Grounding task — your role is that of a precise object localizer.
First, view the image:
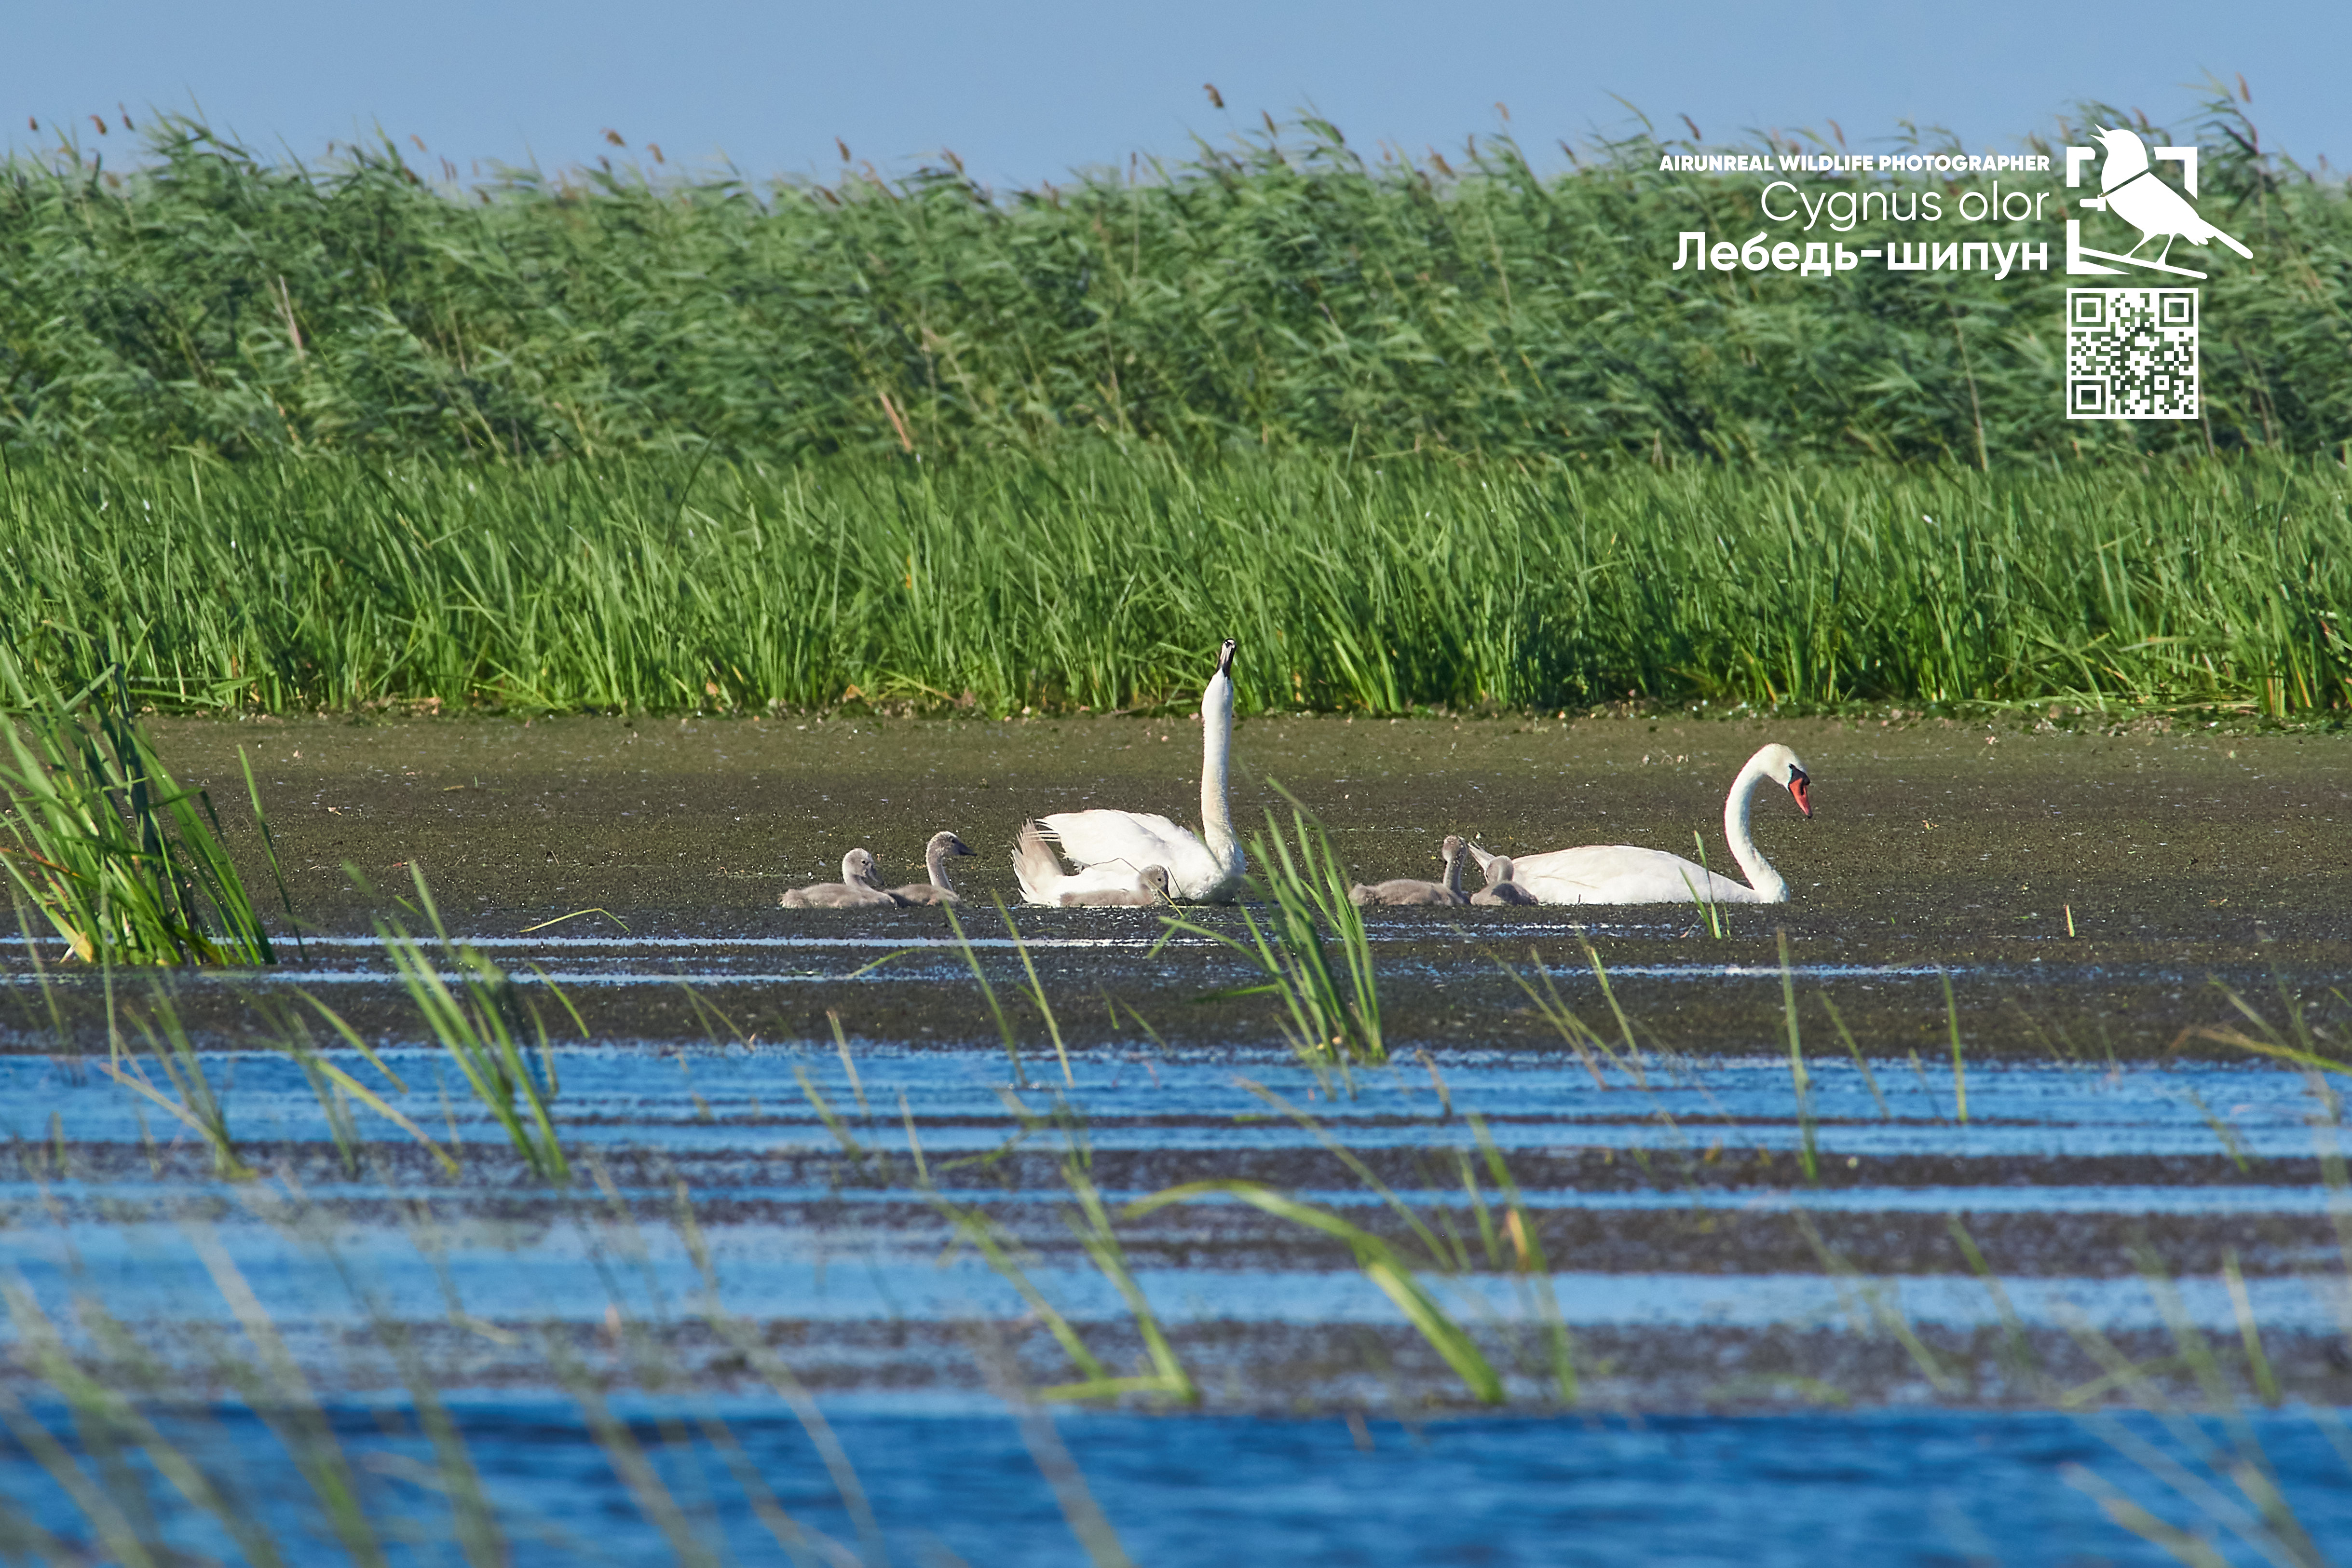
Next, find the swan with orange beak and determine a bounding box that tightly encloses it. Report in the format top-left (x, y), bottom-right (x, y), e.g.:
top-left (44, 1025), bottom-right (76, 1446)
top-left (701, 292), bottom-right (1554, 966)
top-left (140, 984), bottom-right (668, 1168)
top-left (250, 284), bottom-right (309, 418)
top-left (1501, 743), bottom-right (1813, 905)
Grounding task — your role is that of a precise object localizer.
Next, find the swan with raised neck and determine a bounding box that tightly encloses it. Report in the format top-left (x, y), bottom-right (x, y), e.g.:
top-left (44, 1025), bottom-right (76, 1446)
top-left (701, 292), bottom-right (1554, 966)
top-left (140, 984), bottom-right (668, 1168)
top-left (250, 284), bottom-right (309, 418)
top-left (1027, 639), bottom-right (1245, 903)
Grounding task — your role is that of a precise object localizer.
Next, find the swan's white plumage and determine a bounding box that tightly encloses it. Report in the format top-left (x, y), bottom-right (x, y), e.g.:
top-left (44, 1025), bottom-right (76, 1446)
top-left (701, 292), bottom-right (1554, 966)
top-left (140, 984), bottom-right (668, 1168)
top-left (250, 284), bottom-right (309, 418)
top-left (1506, 845), bottom-right (1769, 905)
top-left (1011, 821), bottom-right (1169, 906)
top-left (1028, 641), bottom-right (1245, 904)
top-left (1508, 743), bottom-right (1812, 906)
top-left (1036, 809), bottom-right (1227, 900)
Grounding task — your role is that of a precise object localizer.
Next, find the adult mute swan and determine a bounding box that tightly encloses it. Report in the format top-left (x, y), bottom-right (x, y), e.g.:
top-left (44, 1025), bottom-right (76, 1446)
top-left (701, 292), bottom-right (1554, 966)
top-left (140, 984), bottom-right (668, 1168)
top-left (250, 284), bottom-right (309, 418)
top-left (1012, 821), bottom-right (1172, 906)
top-left (887, 832), bottom-right (975, 905)
top-left (781, 848), bottom-right (899, 908)
top-left (1507, 743), bottom-right (1813, 905)
top-left (1031, 639), bottom-right (1244, 904)
top-left (1351, 836), bottom-right (1469, 907)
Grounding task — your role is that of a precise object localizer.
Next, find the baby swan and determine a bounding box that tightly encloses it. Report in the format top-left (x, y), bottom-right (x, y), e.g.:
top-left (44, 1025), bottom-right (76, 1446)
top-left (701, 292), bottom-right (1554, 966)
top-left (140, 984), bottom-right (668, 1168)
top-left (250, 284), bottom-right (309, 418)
top-left (1351, 835), bottom-right (1469, 907)
top-left (888, 832), bottom-right (976, 905)
top-left (1469, 852), bottom-right (1540, 906)
top-left (781, 848), bottom-right (899, 909)
top-left (1063, 863), bottom-right (1174, 907)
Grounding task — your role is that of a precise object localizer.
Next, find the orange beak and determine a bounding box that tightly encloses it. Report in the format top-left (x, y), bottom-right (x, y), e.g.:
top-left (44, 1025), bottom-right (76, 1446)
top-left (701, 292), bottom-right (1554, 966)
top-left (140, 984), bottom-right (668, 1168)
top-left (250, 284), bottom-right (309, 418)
top-left (1788, 771), bottom-right (1812, 818)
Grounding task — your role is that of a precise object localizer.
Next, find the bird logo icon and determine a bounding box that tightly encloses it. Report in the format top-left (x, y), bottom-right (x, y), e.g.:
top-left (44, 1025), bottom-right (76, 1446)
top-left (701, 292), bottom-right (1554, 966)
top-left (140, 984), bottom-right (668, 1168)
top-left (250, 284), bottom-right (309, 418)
top-left (2066, 130), bottom-right (2250, 279)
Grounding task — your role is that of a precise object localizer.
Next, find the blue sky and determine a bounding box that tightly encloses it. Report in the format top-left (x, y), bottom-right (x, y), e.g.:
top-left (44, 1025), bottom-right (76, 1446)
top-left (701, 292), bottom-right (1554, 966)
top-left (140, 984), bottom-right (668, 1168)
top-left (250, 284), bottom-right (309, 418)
top-left (5, 0), bottom-right (2344, 188)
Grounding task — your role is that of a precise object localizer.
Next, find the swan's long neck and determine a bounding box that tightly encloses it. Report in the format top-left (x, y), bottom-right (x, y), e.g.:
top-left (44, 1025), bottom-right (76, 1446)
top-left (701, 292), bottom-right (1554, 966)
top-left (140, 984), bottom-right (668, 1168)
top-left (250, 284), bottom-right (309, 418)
top-left (926, 840), bottom-right (955, 892)
top-left (1442, 846), bottom-right (1464, 897)
top-left (1200, 673), bottom-right (1237, 863)
top-left (1721, 756), bottom-right (1786, 901)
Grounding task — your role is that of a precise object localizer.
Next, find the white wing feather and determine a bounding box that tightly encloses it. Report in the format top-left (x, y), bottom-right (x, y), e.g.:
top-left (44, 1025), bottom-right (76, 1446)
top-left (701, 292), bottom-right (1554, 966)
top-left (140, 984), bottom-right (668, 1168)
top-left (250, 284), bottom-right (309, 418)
top-left (1508, 845), bottom-right (1774, 906)
top-left (1038, 810), bottom-right (1226, 901)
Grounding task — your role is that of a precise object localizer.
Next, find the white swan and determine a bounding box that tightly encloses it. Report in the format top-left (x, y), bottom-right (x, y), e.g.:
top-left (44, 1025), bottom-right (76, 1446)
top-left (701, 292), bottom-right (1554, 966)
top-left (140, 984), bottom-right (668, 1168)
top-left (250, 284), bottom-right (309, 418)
top-left (1351, 835), bottom-right (1469, 907)
top-left (1030, 639), bottom-right (1244, 904)
top-left (781, 848), bottom-right (899, 908)
top-left (1507, 743), bottom-right (1813, 905)
top-left (1011, 821), bottom-right (1172, 906)
top-left (887, 831), bottom-right (975, 905)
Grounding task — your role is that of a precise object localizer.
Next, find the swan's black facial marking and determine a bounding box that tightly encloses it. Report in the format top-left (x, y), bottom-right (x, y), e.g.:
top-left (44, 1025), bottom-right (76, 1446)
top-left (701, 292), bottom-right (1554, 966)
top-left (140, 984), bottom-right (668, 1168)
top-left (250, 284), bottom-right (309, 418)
top-left (1787, 767), bottom-right (1813, 818)
top-left (1216, 638), bottom-right (1237, 676)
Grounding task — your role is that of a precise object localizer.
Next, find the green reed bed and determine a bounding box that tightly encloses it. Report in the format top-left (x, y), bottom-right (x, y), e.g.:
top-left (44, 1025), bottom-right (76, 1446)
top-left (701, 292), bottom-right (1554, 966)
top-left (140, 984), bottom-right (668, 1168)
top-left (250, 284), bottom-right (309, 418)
top-left (3, 447), bottom-right (2346, 718)
top-left (0, 654), bottom-right (282, 965)
top-left (2, 98), bottom-right (2345, 464)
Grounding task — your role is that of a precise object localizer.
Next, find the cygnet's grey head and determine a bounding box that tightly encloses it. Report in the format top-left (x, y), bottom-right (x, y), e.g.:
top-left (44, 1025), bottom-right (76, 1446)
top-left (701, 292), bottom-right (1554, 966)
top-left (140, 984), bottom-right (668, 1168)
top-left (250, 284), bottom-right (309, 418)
top-left (844, 848), bottom-right (879, 883)
top-left (1440, 833), bottom-right (1465, 863)
top-left (1141, 865), bottom-right (1173, 900)
top-left (931, 832), bottom-right (976, 858)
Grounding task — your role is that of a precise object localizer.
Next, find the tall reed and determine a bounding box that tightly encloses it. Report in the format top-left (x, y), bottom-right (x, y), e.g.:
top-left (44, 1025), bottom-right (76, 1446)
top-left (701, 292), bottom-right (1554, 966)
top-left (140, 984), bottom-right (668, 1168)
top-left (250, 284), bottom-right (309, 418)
top-left (0, 654), bottom-right (276, 964)
top-left (1157, 794), bottom-right (1384, 1063)
top-left (6, 448), bottom-right (2344, 719)
top-left (1, 96), bottom-right (2341, 464)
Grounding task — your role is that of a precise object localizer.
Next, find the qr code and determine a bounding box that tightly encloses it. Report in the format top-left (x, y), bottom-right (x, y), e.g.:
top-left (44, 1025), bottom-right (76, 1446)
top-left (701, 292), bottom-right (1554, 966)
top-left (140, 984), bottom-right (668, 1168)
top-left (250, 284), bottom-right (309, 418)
top-left (2066, 289), bottom-right (2198, 419)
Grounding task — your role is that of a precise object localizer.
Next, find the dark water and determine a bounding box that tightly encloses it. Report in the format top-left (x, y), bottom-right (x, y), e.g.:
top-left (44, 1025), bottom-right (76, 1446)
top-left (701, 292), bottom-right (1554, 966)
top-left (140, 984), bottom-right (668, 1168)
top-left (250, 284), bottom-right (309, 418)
top-left (2, 715), bottom-right (2349, 1561)
top-left (92, 709), bottom-right (2352, 1057)
top-left (4, 1402), bottom-right (2347, 1566)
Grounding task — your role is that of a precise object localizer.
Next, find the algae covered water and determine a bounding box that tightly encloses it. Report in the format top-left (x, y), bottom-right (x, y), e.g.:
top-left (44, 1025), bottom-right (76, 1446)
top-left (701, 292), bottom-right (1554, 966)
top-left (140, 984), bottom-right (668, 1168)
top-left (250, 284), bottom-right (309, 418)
top-left (1, 712), bottom-right (2348, 1562)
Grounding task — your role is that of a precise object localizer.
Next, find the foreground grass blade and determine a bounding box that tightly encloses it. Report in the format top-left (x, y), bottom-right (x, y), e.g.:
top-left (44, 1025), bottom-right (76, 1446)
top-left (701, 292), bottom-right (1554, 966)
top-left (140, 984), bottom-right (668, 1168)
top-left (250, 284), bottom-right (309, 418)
top-left (188, 1228), bottom-right (390, 1568)
top-left (1469, 1119), bottom-right (1579, 1404)
top-left (1159, 788), bottom-right (1382, 1064)
top-left (1128, 1179), bottom-right (1502, 1404)
top-left (944, 901), bottom-right (1026, 1085)
top-left (0, 651), bottom-right (274, 965)
top-left (95, 991), bottom-right (253, 1179)
top-left (280, 991), bottom-right (463, 1175)
top-left (381, 866), bottom-right (570, 1180)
